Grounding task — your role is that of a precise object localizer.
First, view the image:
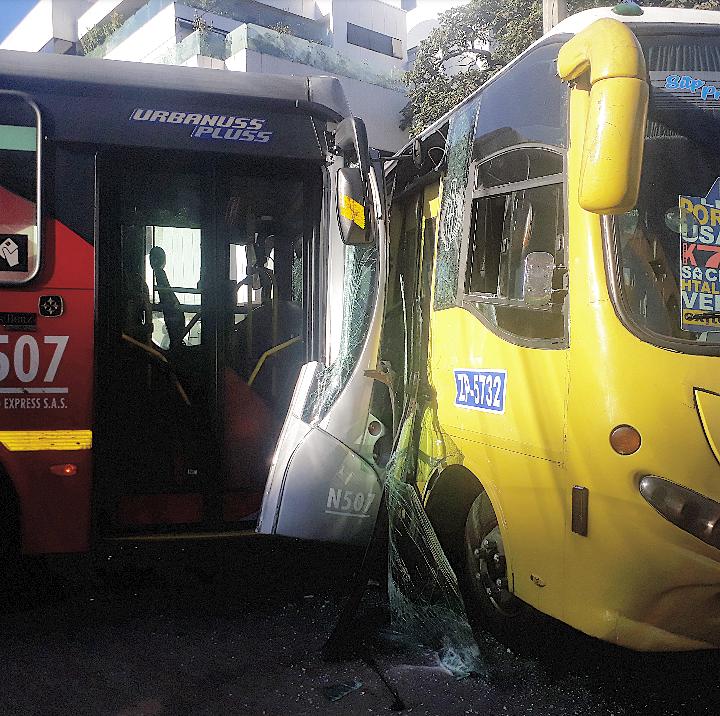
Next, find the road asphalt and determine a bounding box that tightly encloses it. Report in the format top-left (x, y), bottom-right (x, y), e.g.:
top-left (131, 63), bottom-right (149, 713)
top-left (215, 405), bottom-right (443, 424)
top-left (0, 537), bottom-right (718, 715)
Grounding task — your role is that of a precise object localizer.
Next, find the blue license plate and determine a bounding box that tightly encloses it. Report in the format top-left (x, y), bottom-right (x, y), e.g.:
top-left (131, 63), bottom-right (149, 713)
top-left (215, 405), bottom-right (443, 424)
top-left (454, 369), bottom-right (506, 413)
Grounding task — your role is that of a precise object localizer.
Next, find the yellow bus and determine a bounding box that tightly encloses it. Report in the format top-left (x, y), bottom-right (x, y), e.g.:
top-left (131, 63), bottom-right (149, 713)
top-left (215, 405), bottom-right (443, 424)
top-left (386, 5), bottom-right (720, 651)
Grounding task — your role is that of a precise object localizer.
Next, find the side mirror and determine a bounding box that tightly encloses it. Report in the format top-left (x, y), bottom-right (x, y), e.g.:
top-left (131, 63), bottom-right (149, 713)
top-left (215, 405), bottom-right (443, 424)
top-left (335, 116), bottom-right (370, 180)
top-left (523, 252), bottom-right (555, 307)
top-left (337, 167), bottom-right (371, 245)
top-left (557, 19), bottom-right (648, 214)
top-left (578, 76), bottom-right (647, 214)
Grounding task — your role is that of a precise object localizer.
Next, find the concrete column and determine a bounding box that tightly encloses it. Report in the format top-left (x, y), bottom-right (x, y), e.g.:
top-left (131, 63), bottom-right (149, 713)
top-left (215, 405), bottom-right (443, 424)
top-left (543, 0), bottom-right (567, 34)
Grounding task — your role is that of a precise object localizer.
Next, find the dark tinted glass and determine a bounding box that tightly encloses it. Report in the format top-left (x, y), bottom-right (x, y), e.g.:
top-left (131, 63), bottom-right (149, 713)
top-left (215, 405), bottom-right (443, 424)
top-left (347, 22), bottom-right (397, 57)
top-left (477, 147), bottom-right (563, 189)
top-left (640, 32), bottom-right (720, 73)
top-left (0, 93), bottom-right (37, 202)
top-left (473, 43), bottom-right (567, 161)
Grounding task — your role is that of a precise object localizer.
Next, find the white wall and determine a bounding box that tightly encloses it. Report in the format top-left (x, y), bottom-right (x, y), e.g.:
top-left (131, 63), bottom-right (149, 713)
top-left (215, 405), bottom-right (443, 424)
top-left (0, 1), bottom-right (53, 52)
top-left (228, 47), bottom-right (408, 151)
top-left (406, 17), bottom-right (436, 50)
top-left (330, 0), bottom-right (406, 70)
top-left (1, 0), bottom-right (91, 51)
top-left (182, 54), bottom-right (226, 69)
top-left (78, 0), bottom-right (147, 38)
top-left (102, 1), bottom-right (178, 61)
top-left (259, 0), bottom-right (323, 21)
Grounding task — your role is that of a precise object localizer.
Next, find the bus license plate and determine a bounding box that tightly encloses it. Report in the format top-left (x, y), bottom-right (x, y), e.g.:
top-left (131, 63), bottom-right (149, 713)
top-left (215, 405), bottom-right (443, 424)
top-left (454, 369), bottom-right (506, 414)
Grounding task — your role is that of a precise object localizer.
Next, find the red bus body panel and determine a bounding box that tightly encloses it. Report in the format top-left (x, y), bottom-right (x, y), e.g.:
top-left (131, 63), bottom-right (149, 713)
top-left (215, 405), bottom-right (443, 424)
top-left (0, 186), bottom-right (94, 553)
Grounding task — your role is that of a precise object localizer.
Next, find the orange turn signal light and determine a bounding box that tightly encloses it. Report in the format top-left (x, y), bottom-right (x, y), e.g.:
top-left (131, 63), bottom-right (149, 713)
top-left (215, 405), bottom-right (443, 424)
top-left (609, 425), bottom-right (641, 455)
top-left (50, 463), bottom-right (78, 476)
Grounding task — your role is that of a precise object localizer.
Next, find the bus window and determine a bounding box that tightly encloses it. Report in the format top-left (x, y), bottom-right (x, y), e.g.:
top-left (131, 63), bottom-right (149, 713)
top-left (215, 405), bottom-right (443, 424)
top-left (145, 228), bottom-right (202, 349)
top-left (472, 43), bottom-right (567, 162)
top-left (611, 111), bottom-right (720, 345)
top-left (0, 92), bottom-right (40, 284)
top-left (464, 148), bottom-right (566, 343)
top-left (476, 147), bottom-right (563, 190)
top-left (220, 176), bottom-right (305, 415)
top-left (434, 102), bottom-right (478, 310)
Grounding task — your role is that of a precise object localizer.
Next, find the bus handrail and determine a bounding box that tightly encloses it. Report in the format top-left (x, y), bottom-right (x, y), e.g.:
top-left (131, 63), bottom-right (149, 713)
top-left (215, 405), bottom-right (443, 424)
top-left (248, 336), bottom-right (302, 388)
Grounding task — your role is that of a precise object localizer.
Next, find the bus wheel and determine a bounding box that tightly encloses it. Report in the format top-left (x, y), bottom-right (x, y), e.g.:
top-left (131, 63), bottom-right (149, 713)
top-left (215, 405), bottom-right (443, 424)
top-left (0, 479), bottom-right (21, 571)
top-left (462, 492), bottom-right (525, 632)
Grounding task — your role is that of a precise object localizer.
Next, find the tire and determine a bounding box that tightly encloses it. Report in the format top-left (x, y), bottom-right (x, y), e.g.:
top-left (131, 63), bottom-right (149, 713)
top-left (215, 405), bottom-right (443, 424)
top-left (461, 492), bottom-right (534, 642)
top-left (0, 478), bottom-right (21, 576)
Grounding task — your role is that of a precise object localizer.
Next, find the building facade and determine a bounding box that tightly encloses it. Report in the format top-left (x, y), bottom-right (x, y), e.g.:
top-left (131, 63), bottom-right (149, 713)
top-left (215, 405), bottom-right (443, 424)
top-left (1, 0), bottom-right (412, 151)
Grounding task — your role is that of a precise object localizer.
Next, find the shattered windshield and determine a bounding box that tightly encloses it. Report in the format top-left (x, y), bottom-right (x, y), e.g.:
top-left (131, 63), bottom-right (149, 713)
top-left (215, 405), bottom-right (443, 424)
top-left (610, 38), bottom-right (720, 351)
top-left (303, 240), bottom-right (379, 423)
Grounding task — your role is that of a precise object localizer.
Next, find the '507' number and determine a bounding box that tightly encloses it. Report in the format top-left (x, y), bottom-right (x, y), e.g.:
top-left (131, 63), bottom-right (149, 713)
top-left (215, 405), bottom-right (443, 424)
top-left (0, 335), bottom-right (69, 383)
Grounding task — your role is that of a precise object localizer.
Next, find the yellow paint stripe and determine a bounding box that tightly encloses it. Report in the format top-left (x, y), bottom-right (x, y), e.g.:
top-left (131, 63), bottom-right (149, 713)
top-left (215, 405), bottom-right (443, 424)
top-left (0, 430), bottom-right (92, 451)
top-left (339, 194), bottom-right (366, 229)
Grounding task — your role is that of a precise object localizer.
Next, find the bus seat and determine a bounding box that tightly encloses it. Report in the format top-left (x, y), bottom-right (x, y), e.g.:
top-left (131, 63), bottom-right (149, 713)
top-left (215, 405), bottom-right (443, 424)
top-left (221, 366), bottom-right (279, 490)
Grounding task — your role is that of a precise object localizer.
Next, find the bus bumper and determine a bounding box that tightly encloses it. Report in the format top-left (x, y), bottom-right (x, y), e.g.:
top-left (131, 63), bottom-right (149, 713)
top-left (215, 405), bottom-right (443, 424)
top-left (561, 477), bottom-right (720, 651)
top-left (610, 583), bottom-right (720, 650)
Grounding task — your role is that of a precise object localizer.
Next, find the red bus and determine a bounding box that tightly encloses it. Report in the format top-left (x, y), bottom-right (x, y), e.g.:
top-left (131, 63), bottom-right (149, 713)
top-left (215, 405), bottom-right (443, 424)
top-left (0, 49), bottom-right (389, 560)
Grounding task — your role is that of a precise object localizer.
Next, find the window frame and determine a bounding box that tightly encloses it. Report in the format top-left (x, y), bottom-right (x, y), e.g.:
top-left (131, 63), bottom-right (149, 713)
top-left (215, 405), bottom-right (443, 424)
top-left (0, 90), bottom-right (42, 286)
top-left (346, 22), bottom-right (403, 59)
top-left (457, 143), bottom-right (569, 350)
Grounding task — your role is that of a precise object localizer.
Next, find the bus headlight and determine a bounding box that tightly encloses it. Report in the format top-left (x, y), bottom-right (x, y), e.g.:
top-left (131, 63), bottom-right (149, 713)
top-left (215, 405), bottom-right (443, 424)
top-left (639, 476), bottom-right (720, 550)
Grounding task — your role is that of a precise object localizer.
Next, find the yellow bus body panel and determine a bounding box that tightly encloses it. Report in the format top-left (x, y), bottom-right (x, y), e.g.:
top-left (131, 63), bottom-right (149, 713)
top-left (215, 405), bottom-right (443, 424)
top-left (421, 23), bottom-right (720, 650)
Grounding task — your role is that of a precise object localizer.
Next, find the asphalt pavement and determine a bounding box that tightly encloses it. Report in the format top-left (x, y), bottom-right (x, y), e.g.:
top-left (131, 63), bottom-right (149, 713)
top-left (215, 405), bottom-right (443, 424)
top-left (0, 537), bottom-right (718, 716)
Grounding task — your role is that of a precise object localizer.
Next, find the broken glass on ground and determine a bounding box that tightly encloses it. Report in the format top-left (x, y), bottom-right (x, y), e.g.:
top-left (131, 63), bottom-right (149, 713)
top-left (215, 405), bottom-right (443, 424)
top-left (323, 678), bottom-right (363, 702)
top-left (385, 407), bottom-right (483, 679)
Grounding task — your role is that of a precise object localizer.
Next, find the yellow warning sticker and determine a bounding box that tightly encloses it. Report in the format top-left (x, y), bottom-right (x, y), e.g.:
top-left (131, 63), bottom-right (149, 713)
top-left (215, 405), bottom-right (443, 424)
top-left (339, 194), bottom-right (366, 229)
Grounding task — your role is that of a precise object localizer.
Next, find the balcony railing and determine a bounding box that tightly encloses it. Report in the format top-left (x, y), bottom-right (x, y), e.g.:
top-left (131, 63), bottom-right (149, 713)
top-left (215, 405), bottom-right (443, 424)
top-left (184, 0), bottom-right (330, 45)
top-left (83, 0), bottom-right (331, 57)
top-left (81, 0), bottom-right (404, 92)
top-left (154, 27), bottom-right (227, 64)
top-left (227, 24), bottom-right (404, 91)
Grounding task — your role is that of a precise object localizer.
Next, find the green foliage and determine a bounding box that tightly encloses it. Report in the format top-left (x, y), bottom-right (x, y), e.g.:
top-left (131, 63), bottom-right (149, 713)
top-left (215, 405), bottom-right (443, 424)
top-left (271, 22), bottom-right (294, 35)
top-left (403, 0), bottom-right (720, 135)
top-left (192, 11), bottom-right (212, 35)
top-left (79, 10), bottom-right (124, 55)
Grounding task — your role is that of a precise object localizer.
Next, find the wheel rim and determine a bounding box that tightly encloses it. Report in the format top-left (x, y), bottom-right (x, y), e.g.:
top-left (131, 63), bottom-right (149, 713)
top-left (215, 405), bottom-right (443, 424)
top-left (467, 519), bottom-right (522, 617)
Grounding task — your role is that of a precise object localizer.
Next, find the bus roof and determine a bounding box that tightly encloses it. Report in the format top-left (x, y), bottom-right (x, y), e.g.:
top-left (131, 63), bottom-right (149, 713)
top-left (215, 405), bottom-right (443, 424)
top-left (546, 6), bottom-right (720, 39)
top-left (0, 49), bottom-right (350, 121)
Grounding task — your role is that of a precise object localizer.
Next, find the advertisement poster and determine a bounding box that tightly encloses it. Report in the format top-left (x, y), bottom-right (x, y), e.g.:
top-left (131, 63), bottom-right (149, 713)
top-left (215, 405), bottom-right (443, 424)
top-left (680, 178), bottom-right (720, 331)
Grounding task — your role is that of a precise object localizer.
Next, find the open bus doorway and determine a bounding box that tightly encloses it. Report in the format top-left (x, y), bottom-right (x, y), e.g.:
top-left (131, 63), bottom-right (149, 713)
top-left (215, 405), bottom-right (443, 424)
top-left (94, 149), bottom-right (321, 536)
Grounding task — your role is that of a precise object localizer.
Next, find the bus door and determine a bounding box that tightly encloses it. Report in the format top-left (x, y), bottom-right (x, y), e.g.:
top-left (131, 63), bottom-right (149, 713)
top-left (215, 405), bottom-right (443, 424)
top-left (95, 150), bottom-right (320, 535)
top-left (95, 152), bottom-right (217, 534)
top-left (216, 169), bottom-right (316, 524)
top-left (258, 119), bottom-right (389, 546)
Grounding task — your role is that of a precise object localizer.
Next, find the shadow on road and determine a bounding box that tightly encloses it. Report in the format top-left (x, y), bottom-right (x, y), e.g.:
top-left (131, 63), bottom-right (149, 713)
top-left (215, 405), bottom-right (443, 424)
top-left (0, 539), bottom-right (718, 715)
